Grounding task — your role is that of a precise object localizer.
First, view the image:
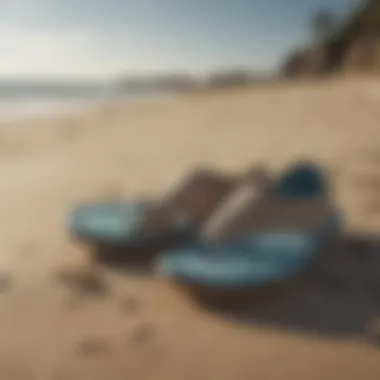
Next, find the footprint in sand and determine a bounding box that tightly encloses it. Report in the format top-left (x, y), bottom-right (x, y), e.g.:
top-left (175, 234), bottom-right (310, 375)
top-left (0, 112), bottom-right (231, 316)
top-left (53, 268), bottom-right (109, 298)
top-left (120, 296), bottom-right (156, 347)
top-left (130, 323), bottom-right (155, 345)
top-left (0, 273), bottom-right (12, 293)
top-left (121, 295), bottom-right (140, 315)
top-left (77, 337), bottom-right (108, 357)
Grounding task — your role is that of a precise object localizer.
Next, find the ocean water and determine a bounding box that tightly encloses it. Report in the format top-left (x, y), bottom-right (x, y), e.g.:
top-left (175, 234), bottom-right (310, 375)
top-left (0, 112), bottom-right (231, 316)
top-left (0, 81), bottom-right (164, 122)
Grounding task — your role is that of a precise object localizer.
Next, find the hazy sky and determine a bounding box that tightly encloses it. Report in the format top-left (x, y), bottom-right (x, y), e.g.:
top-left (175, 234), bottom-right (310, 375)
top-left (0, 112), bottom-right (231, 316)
top-left (0, 0), bottom-right (358, 79)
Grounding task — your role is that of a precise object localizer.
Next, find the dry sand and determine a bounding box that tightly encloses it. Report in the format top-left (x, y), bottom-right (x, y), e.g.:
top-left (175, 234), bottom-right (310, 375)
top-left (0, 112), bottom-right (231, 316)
top-left (1, 77), bottom-right (380, 379)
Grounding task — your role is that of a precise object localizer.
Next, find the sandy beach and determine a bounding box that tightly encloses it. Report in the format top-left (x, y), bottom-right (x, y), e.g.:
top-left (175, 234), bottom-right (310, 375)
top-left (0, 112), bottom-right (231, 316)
top-left (1, 77), bottom-right (380, 379)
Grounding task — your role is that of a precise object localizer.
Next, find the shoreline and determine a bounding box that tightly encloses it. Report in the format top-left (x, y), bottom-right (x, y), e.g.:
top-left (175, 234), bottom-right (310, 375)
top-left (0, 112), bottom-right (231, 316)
top-left (0, 90), bottom-right (178, 124)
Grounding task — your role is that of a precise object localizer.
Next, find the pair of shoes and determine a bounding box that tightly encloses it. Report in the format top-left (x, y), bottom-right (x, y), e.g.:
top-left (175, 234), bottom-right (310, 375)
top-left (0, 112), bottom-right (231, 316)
top-left (68, 162), bottom-right (343, 299)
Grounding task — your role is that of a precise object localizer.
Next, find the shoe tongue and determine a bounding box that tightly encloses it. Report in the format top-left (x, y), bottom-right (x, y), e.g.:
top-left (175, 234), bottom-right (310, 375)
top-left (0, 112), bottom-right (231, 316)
top-left (202, 180), bottom-right (265, 245)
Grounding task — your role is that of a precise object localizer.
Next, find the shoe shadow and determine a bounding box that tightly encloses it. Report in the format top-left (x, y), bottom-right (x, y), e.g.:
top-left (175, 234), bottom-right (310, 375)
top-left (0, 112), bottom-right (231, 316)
top-left (89, 235), bottom-right (181, 276)
top-left (197, 232), bottom-right (380, 340)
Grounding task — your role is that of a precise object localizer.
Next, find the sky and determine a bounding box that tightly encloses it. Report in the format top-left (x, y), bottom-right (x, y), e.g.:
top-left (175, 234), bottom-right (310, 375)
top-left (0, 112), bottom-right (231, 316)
top-left (0, 0), bottom-right (359, 80)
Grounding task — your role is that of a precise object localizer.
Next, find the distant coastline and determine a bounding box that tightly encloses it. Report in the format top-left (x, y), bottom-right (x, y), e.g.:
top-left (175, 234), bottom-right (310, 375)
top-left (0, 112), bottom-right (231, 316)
top-left (0, 70), bottom-right (270, 121)
top-left (0, 69), bottom-right (262, 100)
top-left (0, 79), bottom-right (172, 121)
